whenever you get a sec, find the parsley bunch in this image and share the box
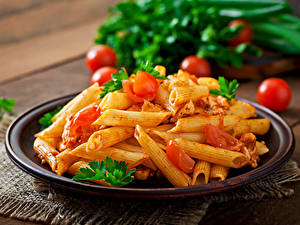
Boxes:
[39,106,62,130]
[94,0,274,73]
[210,76,239,101]
[0,98,16,121]
[73,157,135,187]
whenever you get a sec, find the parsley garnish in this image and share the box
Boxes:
[0,98,16,121]
[138,61,168,80]
[39,106,62,130]
[210,77,239,101]
[100,67,129,98]
[73,157,135,187]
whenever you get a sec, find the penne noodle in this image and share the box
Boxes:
[86,127,134,152]
[99,92,134,111]
[209,164,230,182]
[69,144,148,169]
[169,85,209,106]
[170,115,240,133]
[56,149,80,175]
[256,141,269,156]
[36,83,101,138]
[134,125,191,187]
[134,167,152,180]
[146,124,174,132]
[33,138,58,172]
[155,85,180,115]
[154,65,166,76]
[191,160,211,185]
[125,137,140,146]
[197,77,220,90]
[141,100,164,112]
[93,109,171,127]
[174,138,249,168]
[148,129,206,143]
[170,100,195,122]
[227,100,256,119]
[67,161,112,187]
[233,119,271,136]
[114,142,145,153]
[113,142,157,170]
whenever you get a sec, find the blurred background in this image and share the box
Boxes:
[0,0,299,83]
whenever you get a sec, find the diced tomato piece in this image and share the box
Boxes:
[133,71,159,97]
[122,80,156,103]
[166,138,195,173]
[205,124,242,151]
[69,105,101,136]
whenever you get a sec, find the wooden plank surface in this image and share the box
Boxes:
[0,0,120,83]
[0,58,299,225]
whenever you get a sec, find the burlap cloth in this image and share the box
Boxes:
[0,114,299,225]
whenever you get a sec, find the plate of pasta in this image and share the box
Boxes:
[5,64,294,199]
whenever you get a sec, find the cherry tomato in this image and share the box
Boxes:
[69,105,101,135]
[86,45,117,73]
[180,56,211,77]
[133,71,159,97]
[90,67,118,86]
[166,138,195,173]
[227,19,253,47]
[122,80,147,103]
[205,124,242,151]
[257,78,292,112]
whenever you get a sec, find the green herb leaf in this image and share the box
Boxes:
[72,157,135,187]
[0,98,16,121]
[210,76,239,101]
[137,61,168,80]
[100,68,129,98]
[39,106,62,130]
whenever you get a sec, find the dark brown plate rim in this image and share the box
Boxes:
[5,94,295,200]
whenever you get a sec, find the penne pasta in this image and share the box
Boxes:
[134,125,191,187]
[170,100,195,122]
[33,138,58,172]
[169,85,209,106]
[227,100,256,119]
[141,100,164,112]
[86,127,134,152]
[113,142,157,171]
[197,77,220,90]
[170,115,240,133]
[256,141,269,156]
[174,138,249,168]
[209,164,230,182]
[148,129,206,143]
[93,109,171,127]
[134,166,152,180]
[56,149,80,175]
[99,92,134,111]
[155,85,180,115]
[191,160,211,185]
[36,83,101,138]
[233,118,271,136]
[69,144,148,169]
[68,161,112,187]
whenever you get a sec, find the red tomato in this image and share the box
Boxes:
[86,45,117,73]
[180,56,211,77]
[90,67,118,86]
[228,19,253,47]
[205,124,242,151]
[133,71,159,97]
[122,80,146,103]
[166,138,195,173]
[257,78,292,112]
[69,105,101,135]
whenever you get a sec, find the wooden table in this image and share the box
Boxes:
[0,0,300,224]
